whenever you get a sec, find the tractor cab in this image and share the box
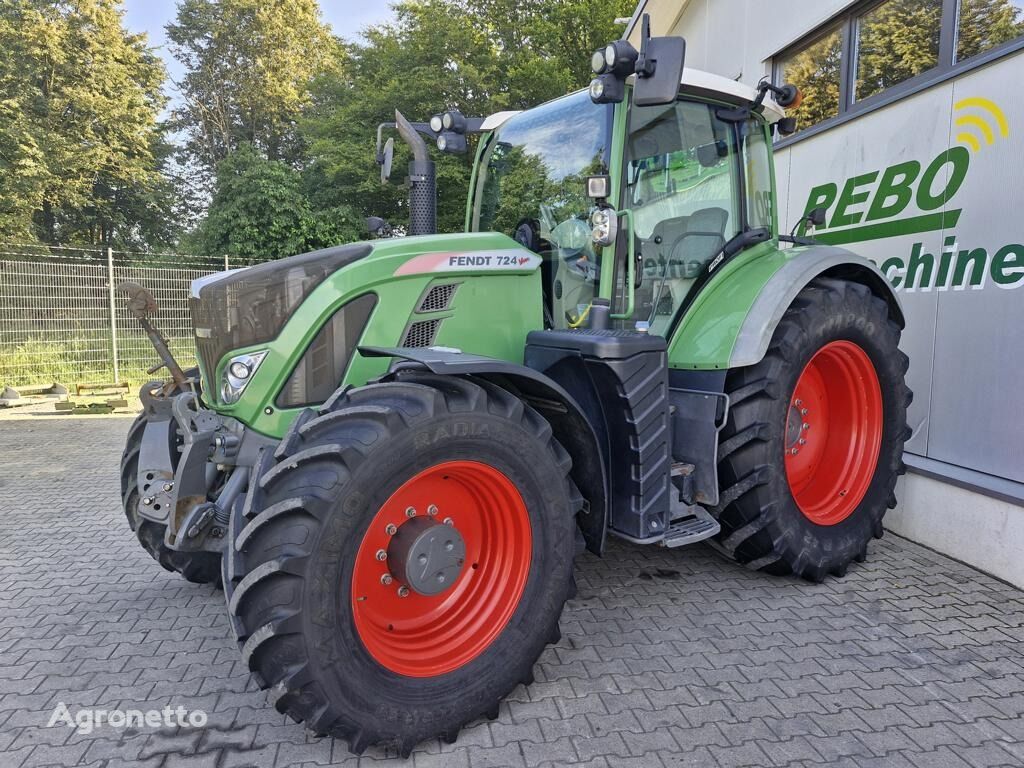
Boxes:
[468,73,785,336]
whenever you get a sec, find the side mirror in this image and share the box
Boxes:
[777,116,798,136]
[380,137,394,184]
[807,206,827,227]
[633,35,686,107]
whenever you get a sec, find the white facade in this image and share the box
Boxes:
[631,0,1024,586]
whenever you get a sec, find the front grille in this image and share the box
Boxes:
[401,319,441,347]
[416,283,457,313]
[194,336,222,383]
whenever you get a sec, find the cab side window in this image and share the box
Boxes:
[625,100,741,334]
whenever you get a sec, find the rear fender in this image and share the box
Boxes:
[361,346,609,554]
[668,244,904,370]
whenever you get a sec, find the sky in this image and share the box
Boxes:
[121,1,396,89]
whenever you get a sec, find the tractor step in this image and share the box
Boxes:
[661,506,720,548]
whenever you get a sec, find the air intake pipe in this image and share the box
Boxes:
[395,109,437,236]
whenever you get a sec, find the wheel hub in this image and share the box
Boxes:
[351,461,533,677]
[387,516,466,596]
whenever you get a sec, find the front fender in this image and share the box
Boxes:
[361,346,609,554]
[667,243,904,370]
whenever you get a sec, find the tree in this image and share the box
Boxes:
[192,145,362,264]
[0,0,173,247]
[957,0,1024,60]
[778,26,844,131]
[167,0,337,178]
[855,0,943,101]
[300,0,633,236]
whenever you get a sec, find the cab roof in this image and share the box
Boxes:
[480,67,786,131]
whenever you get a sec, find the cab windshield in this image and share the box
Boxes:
[472,91,613,328]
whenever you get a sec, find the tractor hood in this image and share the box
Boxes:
[187,231,542,423]
[189,242,373,388]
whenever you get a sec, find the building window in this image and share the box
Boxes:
[854,0,943,101]
[776,24,844,131]
[956,0,1024,62]
[773,0,1024,139]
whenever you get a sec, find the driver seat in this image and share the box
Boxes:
[650,206,728,266]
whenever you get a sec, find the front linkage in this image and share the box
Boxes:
[119,283,272,580]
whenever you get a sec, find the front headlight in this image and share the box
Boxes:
[590,207,618,247]
[220,350,267,404]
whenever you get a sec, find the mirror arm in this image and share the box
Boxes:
[375,122,395,164]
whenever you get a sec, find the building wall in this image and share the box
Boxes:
[635,0,1024,586]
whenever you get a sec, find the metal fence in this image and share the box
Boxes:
[0,243,230,389]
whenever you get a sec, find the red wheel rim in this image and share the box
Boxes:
[351,461,532,677]
[784,340,883,526]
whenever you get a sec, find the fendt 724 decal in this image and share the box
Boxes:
[395,249,542,276]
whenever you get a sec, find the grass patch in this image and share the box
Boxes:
[0,333,198,389]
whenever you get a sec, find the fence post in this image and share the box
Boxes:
[224,254,229,271]
[106,247,120,385]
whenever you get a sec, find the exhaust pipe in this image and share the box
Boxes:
[394,109,437,236]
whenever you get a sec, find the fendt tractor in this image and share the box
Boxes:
[119,19,911,755]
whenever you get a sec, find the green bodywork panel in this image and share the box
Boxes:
[205,231,542,438]
[666,240,788,369]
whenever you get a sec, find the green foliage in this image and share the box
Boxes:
[957,0,1024,60]
[778,26,844,130]
[0,0,175,247]
[167,0,338,176]
[781,0,1024,132]
[299,0,633,236]
[193,145,362,264]
[855,0,942,101]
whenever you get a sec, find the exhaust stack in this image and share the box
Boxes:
[395,109,437,236]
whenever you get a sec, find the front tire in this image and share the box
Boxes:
[120,414,223,584]
[712,278,911,581]
[224,373,577,755]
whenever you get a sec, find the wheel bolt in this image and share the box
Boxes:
[427,504,438,516]
[790,447,799,455]
[142,496,153,505]
[380,573,393,585]
[162,482,173,492]
[385,523,397,535]
[405,506,416,518]
[795,399,803,406]
[375,549,387,561]
[798,438,807,445]
[443,517,454,526]
[801,408,808,416]
[802,423,810,430]
[397,586,410,598]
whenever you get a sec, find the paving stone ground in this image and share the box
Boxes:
[1,412,1024,768]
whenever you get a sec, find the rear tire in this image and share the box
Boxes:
[224,372,577,755]
[120,413,222,585]
[712,278,911,581]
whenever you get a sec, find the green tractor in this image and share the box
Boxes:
[120,20,910,756]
